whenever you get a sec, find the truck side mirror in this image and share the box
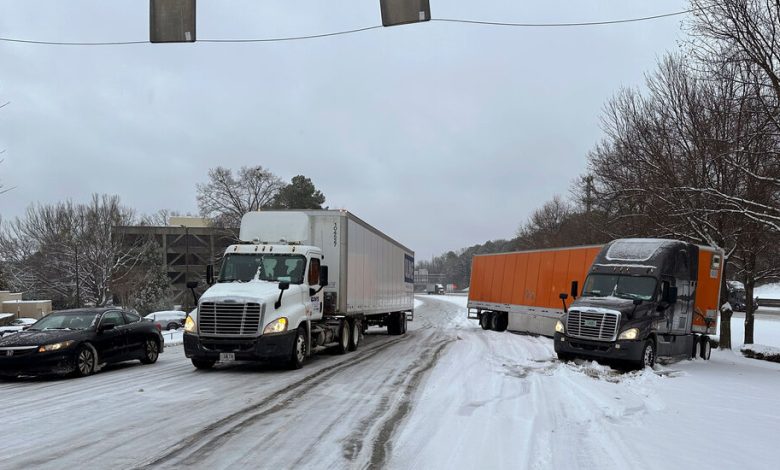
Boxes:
[559,293,569,313]
[320,265,329,287]
[275,281,290,309]
[662,282,678,303]
[570,281,578,299]
[206,264,214,285]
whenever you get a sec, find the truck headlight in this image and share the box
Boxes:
[184,315,197,334]
[263,317,288,334]
[555,320,565,334]
[38,340,74,353]
[618,328,639,340]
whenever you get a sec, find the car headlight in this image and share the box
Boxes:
[184,315,197,334]
[38,340,75,353]
[555,320,565,334]
[618,328,640,340]
[263,317,288,334]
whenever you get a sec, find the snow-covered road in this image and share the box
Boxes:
[2,296,779,469]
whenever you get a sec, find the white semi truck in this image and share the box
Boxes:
[183,210,415,369]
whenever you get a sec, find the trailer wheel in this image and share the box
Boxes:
[388,312,404,336]
[492,312,508,332]
[400,311,407,335]
[636,340,656,369]
[348,319,361,351]
[700,335,712,360]
[336,320,350,354]
[480,312,493,330]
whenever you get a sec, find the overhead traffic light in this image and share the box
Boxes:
[380,0,431,27]
[150,0,196,43]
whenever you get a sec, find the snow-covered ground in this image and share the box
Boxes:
[755,282,780,299]
[1,295,779,469]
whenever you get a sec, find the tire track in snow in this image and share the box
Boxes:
[134,333,413,469]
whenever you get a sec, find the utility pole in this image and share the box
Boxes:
[74,244,81,308]
[182,225,191,308]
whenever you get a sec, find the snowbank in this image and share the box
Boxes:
[741,344,780,363]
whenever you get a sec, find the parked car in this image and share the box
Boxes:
[0,318,37,337]
[0,308,163,378]
[144,310,187,330]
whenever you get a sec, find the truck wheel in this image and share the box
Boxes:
[348,319,361,351]
[700,336,712,360]
[336,320,350,354]
[287,326,307,369]
[388,312,402,336]
[493,312,508,332]
[192,358,216,370]
[557,352,573,362]
[480,312,493,330]
[636,340,656,369]
[400,311,407,334]
[691,335,700,359]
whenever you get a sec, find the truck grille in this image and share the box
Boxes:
[199,302,263,336]
[566,310,619,341]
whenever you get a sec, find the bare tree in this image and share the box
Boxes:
[196,166,284,228]
[0,195,143,308]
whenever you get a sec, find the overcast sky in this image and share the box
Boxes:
[0,0,688,261]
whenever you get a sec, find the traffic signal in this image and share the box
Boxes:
[380,0,431,27]
[150,0,196,43]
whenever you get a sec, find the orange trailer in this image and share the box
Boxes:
[467,245,601,335]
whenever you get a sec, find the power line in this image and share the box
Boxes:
[199,25,383,43]
[0,9,693,46]
[432,9,693,28]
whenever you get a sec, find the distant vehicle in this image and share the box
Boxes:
[468,239,723,369]
[0,308,163,378]
[0,318,37,337]
[727,281,757,313]
[426,283,445,295]
[184,210,414,370]
[145,310,187,330]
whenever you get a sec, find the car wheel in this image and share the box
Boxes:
[166,322,179,331]
[287,326,307,370]
[140,338,160,364]
[192,358,216,370]
[348,319,361,351]
[73,345,96,377]
[636,340,656,369]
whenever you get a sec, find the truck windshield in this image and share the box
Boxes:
[219,253,307,284]
[582,274,656,301]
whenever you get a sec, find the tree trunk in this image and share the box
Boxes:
[744,281,755,345]
[719,308,733,350]
[718,272,732,349]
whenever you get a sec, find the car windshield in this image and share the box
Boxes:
[582,274,657,301]
[219,253,307,284]
[28,313,99,331]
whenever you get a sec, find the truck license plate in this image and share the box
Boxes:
[584,320,598,327]
[219,353,235,362]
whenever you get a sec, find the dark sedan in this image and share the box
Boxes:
[0,308,164,378]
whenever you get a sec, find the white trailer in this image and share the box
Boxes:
[183,210,414,369]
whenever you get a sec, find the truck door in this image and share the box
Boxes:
[307,256,325,320]
[671,250,693,334]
